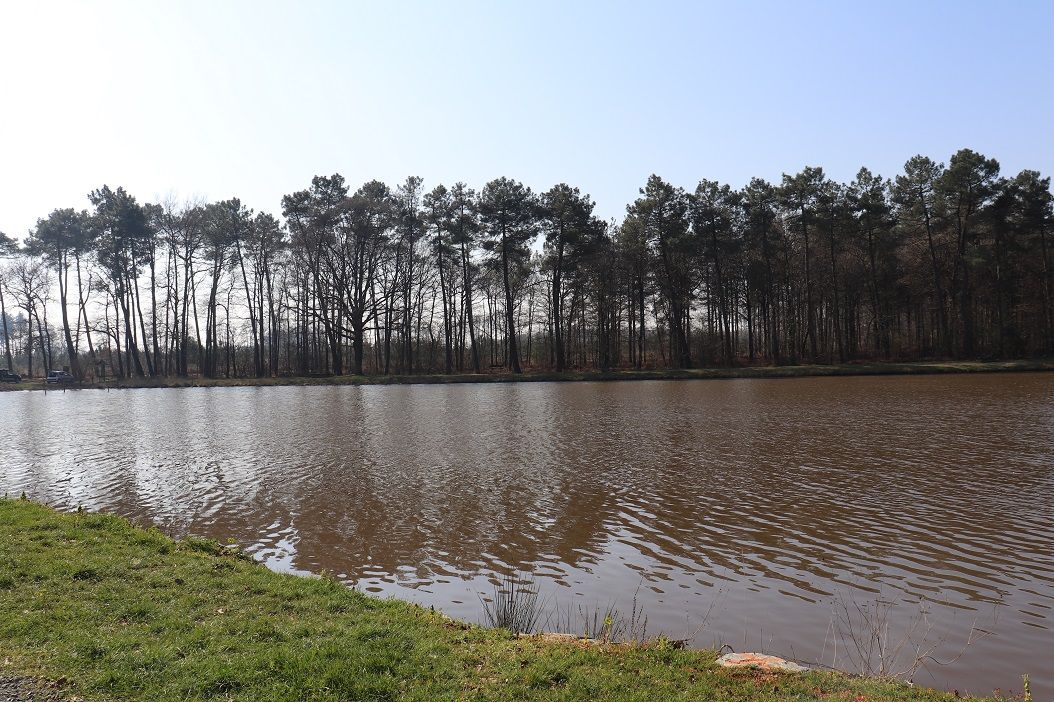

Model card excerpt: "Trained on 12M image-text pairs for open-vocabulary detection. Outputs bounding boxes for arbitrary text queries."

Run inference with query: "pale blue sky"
[1,0,1051,237]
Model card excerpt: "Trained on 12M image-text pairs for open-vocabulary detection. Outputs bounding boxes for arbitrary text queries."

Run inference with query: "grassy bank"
[2,358,1053,392]
[0,500,988,702]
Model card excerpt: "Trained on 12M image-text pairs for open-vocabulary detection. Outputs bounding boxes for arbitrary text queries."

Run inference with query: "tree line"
[1,148,1051,381]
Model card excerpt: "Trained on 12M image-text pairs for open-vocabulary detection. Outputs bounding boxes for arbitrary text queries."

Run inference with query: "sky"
[1,0,1052,239]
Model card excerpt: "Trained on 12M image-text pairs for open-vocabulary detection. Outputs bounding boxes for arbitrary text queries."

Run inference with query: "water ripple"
[1,373,1053,697]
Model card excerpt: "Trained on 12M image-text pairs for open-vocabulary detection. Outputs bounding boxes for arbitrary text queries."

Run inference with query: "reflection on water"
[2,374,1053,696]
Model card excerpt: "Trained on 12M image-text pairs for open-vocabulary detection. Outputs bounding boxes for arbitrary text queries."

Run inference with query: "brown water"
[2,374,1052,697]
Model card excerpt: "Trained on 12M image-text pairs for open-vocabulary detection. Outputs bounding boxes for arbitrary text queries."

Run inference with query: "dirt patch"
[0,677,72,702]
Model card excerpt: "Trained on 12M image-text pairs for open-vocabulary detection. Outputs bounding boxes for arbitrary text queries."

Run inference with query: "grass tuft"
[480,572,545,635]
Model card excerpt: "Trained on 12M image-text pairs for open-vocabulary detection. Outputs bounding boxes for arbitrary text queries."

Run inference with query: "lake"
[2,373,1052,697]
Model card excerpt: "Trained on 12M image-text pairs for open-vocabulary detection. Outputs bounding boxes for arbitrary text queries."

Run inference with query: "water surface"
[2,374,1052,696]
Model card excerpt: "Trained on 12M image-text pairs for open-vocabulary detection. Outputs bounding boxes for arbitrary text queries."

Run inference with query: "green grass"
[0,499,989,701]
[2,358,1053,392]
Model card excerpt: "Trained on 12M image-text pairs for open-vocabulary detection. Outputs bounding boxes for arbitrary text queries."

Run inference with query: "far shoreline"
[2,358,1053,393]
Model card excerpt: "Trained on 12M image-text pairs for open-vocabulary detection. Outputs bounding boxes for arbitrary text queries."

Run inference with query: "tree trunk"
[552,236,565,372]
[0,278,13,370]
[500,229,522,373]
[460,241,481,373]
[57,251,80,378]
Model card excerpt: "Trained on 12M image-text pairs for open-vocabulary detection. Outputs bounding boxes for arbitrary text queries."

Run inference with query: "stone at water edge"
[716,652,808,672]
